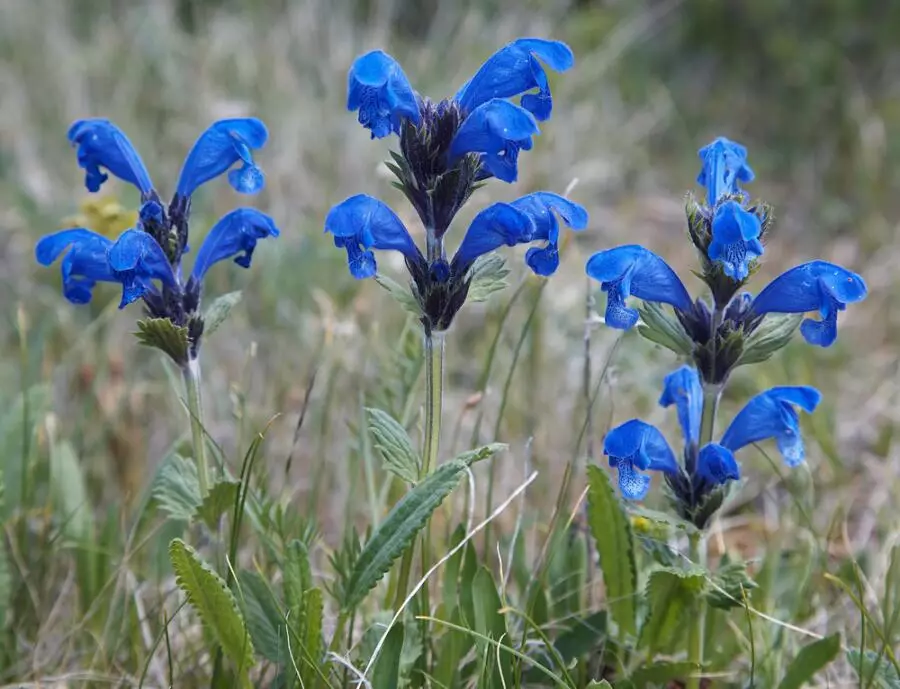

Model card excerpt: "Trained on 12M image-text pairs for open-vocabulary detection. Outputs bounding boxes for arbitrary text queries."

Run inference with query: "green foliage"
[370,622,405,689]
[472,566,512,687]
[134,317,190,364]
[777,633,841,689]
[169,539,254,683]
[737,313,804,367]
[639,568,706,656]
[48,439,92,542]
[0,471,9,628]
[152,453,201,522]
[467,253,511,303]
[586,465,637,640]
[626,661,699,687]
[375,273,422,317]
[636,301,693,356]
[203,290,243,337]
[706,555,759,610]
[846,649,900,688]
[366,407,420,484]
[198,479,240,530]
[237,569,284,662]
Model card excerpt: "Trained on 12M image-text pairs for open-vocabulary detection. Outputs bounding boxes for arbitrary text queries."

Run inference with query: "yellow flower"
[63,196,138,239]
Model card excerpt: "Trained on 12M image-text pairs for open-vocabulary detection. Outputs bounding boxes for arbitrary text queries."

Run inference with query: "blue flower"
[191,208,280,280]
[35,228,118,304]
[325,195,424,279]
[453,192,587,275]
[696,136,754,206]
[659,365,703,446]
[68,119,154,195]
[107,229,179,307]
[585,245,693,330]
[750,260,867,347]
[695,443,740,485]
[175,118,269,197]
[603,419,679,500]
[347,50,421,139]
[720,386,821,466]
[708,200,763,280]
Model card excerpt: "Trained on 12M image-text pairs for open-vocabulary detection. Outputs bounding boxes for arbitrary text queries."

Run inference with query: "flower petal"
[35,228,116,304]
[585,245,693,330]
[708,201,763,280]
[603,419,678,500]
[67,119,154,194]
[107,229,178,307]
[455,38,574,120]
[750,260,867,347]
[696,136,754,206]
[175,118,269,198]
[449,99,539,183]
[659,366,703,446]
[191,208,280,281]
[347,50,421,139]
[325,195,423,279]
[696,443,740,485]
[507,192,588,276]
[720,386,821,466]
[451,202,533,272]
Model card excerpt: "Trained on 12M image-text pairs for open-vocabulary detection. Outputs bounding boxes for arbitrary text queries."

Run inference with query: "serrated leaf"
[451,443,507,466]
[371,623,405,689]
[284,540,313,612]
[152,453,201,522]
[374,273,422,316]
[198,479,240,530]
[847,649,900,688]
[48,440,92,541]
[636,301,693,356]
[639,567,706,655]
[135,317,189,364]
[586,465,637,639]
[737,313,803,366]
[203,290,243,337]
[169,539,254,682]
[467,253,510,302]
[777,633,841,689]
[366,407,420,484]
[631,661,699,686]
[238,570,284,662]
[342,456,477,611]
[706,556,759,610]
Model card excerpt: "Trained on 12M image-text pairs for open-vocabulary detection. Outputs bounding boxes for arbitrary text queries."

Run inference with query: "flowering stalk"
[183,358,210,498]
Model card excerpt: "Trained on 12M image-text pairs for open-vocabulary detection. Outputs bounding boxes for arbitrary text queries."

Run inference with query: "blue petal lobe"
[696,443,740,485]
[585,245,693,330]
[35,228,117,304]
[659,365,703,445]
[510,192,588,276]
[750,261,867,347]
[604,418,678,500]
[449,99,539,183]
[696,136,754,206]
[108,229,178,308]
[175,118,268,198]
[67,119,154,194]
[347,50,421,139]
[455,38,574,120]
[452,202,533,271]
[708,201,763,280]
[191,208,280,281]
[720,386,821,466]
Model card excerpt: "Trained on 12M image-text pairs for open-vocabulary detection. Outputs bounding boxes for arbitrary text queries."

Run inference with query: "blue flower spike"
[176,118,269,197]
[696,443,740,485]
[347,50,421,139]
[750,260,867,347]
[696,136,754,206]
[721,386,821,466]
[35,228,117,304]
[659,365,703,446]
[603,419,679,500]
[586,245,693,330]
[325,194,424,279]
[708,200,763,280]
[68,119,154,195]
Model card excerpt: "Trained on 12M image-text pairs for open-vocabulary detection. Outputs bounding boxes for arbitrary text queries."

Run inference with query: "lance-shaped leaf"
[366,407,420,484]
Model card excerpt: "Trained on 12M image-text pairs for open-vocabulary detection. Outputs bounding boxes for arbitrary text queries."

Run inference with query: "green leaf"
[0,384,49,516]
[342,455,482,611]
[847,649,900,688]
[467,253,510,302]
[586,681,613,688]
[777,633,841,689]
[586,465,637,639]
[366,407,420,484]
[203,290,243,337]
[169,538,254,680]
[374,273,422,316]
[706,555,759,610]
[371,623,405,689]
[472,567,511,689]
[299,587,324,675]
[737,313,803,366]
[631,661,699,686]
[284,540,313,612]
[152,453,201,522]
[48,440,92,541]
[639,567,706,655]
[237,570,284,662]
[282,539,323,684]
[452,442,507,466]
[554,611,607,663]
[636,301,693,356]
[0,471,10,627]
[198,479,240,530]
[134,317,189,364]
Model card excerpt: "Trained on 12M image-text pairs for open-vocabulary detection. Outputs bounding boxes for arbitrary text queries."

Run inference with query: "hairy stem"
[687,530,707,689]
[182,358,210,498]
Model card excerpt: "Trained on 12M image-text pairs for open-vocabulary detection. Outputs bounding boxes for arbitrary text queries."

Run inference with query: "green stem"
[182,358,210,498]
[686,531,707,689]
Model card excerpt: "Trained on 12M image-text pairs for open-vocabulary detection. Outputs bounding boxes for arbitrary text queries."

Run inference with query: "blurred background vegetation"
[0,0,897,684]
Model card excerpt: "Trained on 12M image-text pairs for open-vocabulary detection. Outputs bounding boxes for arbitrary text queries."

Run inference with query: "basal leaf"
[639,567,706,655]
[152,453,201,522]
[366,407,419,484]
[370,623,405,689]
[342,457,475,611]
[198,478,240,530]
[587,465,637,639]
[169,538,254,681]
[472,567,511,688]
[204,290,243,337]
[846,649,900,688]
[238,570,284,663]
[777,633,841,689]
[48,440,92,542]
